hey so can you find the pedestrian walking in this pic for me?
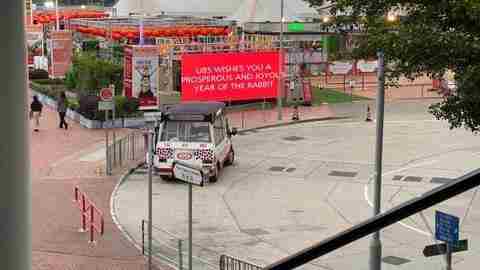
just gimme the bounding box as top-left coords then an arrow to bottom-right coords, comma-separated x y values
30,95 -> 43,132
57,91 -> 68,130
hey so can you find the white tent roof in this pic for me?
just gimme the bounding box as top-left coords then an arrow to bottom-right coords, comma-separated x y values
114,0 -> 318,21
230,0 -> 319,24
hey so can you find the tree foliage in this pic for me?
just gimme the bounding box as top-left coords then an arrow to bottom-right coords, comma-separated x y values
306,0 -> 480,132
65,52 -> 123,96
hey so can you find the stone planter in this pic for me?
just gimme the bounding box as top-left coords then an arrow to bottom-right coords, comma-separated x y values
102,119 -> 124,129
123,117 -> 146,128
66,109 -> 81,122
79,115 -> 102,129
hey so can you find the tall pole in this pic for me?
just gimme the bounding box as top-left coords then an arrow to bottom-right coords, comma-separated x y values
370,50 -> 385,270
148,131 -> 153,270
277,0 -> 284,121
139,0 -> 144,45
446,243 -> 452,270
188,184 -> 193,270
55,0 -> 60,31
1,0 -> 31,269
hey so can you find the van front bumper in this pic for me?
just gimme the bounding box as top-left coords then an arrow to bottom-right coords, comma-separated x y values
156,163 -> 215,178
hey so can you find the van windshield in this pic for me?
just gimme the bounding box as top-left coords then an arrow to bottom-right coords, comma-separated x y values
160,121 -> 211,143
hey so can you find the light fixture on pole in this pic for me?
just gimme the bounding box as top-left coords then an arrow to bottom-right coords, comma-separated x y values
139,0 -> 145,45
277,0 -> 285,121
55,0 -> 60,30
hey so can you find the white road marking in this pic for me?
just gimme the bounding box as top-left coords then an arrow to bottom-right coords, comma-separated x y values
363,160 -> 439,237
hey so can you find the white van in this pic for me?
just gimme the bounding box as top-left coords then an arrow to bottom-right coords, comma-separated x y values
152,102 -> 237,182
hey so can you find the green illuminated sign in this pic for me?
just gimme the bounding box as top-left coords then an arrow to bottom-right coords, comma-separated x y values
288,23 -> 305,32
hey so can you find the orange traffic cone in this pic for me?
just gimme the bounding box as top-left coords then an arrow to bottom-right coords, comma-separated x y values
365,105 -> 372,122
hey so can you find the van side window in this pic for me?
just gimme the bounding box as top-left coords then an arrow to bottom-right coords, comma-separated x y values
214,115 -> 225,145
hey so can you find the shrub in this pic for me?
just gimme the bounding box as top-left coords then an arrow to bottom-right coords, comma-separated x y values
67,98 -> 80,111
77,94 -> 99,120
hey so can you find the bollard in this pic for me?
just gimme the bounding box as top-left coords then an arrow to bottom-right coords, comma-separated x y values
365,105 -> 373,122
106,132 -> 111,175
81,194 -> 86,232
89,206 -> 95,243
142,220 -> 145,255
241,111 -> 245,129
291,105 -> 299,121
132,134 -> 136,160
113,132 -> 117,167
119,138 -> 123,166
178,239 -> 183,270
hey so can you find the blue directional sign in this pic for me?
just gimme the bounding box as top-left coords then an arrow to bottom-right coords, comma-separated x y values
435,211 -> 459,244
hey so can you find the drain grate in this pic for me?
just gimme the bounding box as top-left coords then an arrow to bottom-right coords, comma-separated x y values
403,176 -> 423,182
392,175 -> 404,181
283,136 -> 305,141
328,171 -> 358,178
431,177 -> 454,184
285,167 -> 297,173
241,228 -> 270,236
382,256 -> 410,265
269,166 -> 286,172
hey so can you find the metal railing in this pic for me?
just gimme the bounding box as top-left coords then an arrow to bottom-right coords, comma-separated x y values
142,219 -> 219,270
106,130 -> 147,175
73,186 -> 105,243
219,255 -> 263,270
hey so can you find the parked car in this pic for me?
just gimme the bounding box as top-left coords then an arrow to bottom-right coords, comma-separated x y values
151,102 -> 237,182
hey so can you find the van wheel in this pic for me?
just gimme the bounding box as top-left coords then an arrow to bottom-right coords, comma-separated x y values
210,164 -> 219,183
160,176 -> 172,181
225,149 -> 235,166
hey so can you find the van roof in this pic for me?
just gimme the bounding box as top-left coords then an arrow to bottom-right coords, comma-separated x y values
163,102 -> 226,116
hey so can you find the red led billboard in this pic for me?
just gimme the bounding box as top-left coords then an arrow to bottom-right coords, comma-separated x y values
181,51 -> 281,102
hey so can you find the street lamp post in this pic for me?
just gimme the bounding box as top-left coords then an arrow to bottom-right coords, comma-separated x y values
139,0 -> 145,45
277,0 -> 284,121
369,50 -> 385,270
55,0 -> 60,30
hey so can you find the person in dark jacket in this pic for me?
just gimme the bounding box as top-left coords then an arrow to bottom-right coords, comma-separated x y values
57,91 -> 68,130
30,95 -> 43,132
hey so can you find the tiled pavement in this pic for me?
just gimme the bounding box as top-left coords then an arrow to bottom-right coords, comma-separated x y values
30,96 -> 153,270
30,94 -> 335,270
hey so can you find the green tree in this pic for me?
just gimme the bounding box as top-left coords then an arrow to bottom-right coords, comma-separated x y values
65,52 -> 123,95
306,0 -> 480,132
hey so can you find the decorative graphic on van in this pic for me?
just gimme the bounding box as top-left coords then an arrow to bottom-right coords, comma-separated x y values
158,148 -> 174,159
176,152 -> 193,160
194,149 -> 214,161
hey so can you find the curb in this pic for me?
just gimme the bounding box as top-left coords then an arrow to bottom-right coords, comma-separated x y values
238,116 -> 351,134
109,162 -> 176,270
109,162 -> 146,255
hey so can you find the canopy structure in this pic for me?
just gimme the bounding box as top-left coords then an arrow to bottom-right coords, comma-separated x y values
114,0 -> 318,22
230,0 -> 319,24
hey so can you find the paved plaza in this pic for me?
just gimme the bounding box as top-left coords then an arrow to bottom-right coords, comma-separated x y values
113,100 -> 480,270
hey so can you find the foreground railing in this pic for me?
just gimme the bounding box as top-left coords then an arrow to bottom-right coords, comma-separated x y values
219,254 -> 262,270
142,219 -> 219,270
106,130 -> 147,175
260,169 -> 480,270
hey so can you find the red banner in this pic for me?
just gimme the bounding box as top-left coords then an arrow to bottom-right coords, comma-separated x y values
123,46 -> 133,98
123,45 -> 159,110
181,51 -> 281,102
49,31 -> 73,78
